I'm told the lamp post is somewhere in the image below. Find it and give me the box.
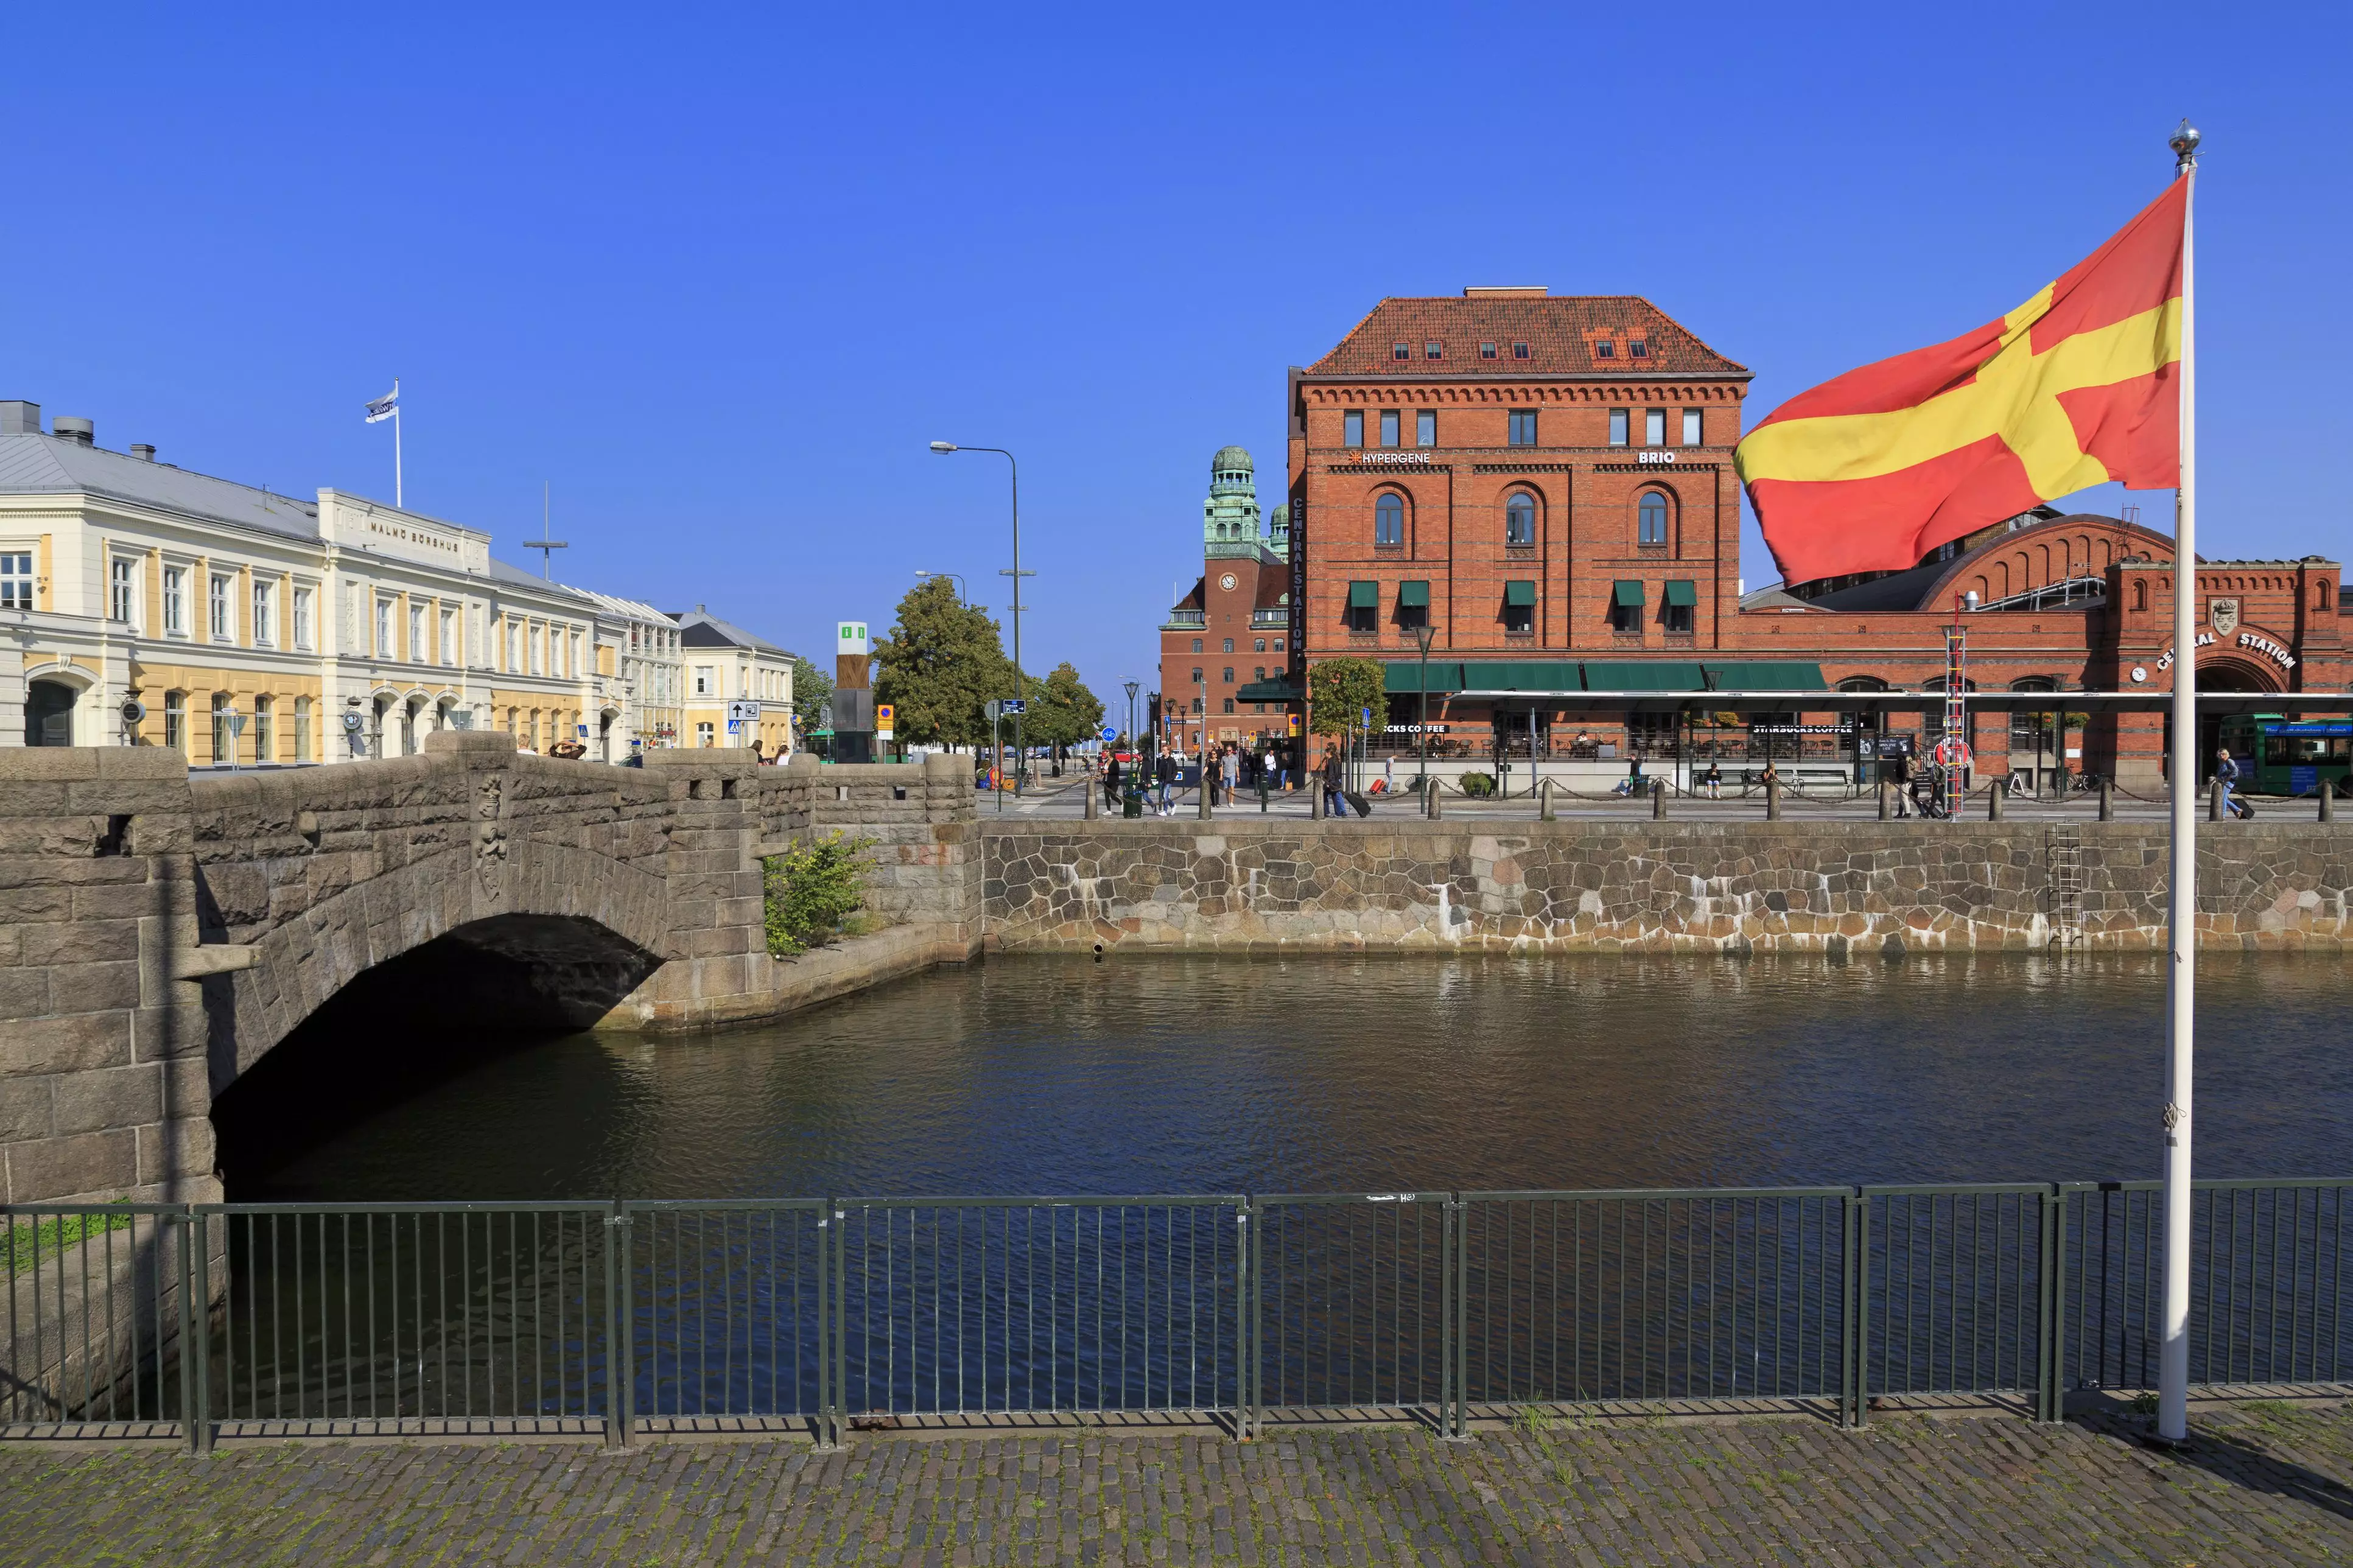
[1414,621,1436,798]
[929,443,1029,794]
[914,569,970,604]
[1123,680,1139,809]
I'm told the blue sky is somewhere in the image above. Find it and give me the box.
[5,4,2345,698]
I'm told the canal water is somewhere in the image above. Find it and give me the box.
[224,953,2353,1202]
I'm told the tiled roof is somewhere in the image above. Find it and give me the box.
[666,607,791,657]
[0,432,322,542]
[1306,295,1747,377]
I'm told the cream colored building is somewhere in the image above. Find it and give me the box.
[578,589,687,751]
[0,401,661,761]
[672,606,795,755]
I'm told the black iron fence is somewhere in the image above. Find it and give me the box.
[6,1180,2351,1451]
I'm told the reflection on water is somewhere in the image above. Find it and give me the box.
[228,953,2353,1202]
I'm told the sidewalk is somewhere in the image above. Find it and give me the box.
[5,1398,2351,1565]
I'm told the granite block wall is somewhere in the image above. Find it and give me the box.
[980,820,2353,954]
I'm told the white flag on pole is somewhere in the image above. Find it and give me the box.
[363,385,399,424]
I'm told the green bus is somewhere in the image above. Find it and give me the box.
[2217,715,2353,797]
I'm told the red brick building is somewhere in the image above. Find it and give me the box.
[1157,446,1291,754]
[1267,287,2348,786]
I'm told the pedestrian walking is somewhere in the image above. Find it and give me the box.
[1157,749,1176,814]
[1321,744,1348,817]
[1221,745,1240,807]
[2217,747,2253,819]
[1887,749,1913,817]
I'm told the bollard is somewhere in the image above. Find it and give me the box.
[1084,774,1099,820]
[2098,777,2113,822]
[1651,779,1666,820]
[1260,775,1269,813]
[2324,785,2337,824]
[1538,779,1554,822]
[2209,778,2225,822]
[1198,772,1213,820]
[1427,780,1442,820]
[1765,778,1781,821]
[1988,778,2005,821]
[1311,780,1325,820]
[1878,780,1892,821]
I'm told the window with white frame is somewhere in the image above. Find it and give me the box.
[163,566,186,634]
[569,630,581,679]
[696,721,714,747]
[210,575,233,640]
[164,691,186,754]
[0,551,30,611]
[291,584,312,648]
[440,607,455,665]
[530,623,543,676]
[405,603,421,662]
[1681,408,1703,446]
[110,558,136,626]
[1645,408,1667,446]
[693,665,714,696]
[252,580,273,646]
[294,696,312,761]
[375,597,393,657]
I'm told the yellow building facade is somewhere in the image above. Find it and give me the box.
[0,402,790,762]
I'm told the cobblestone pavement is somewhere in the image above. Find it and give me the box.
[9,1402,2353,1566]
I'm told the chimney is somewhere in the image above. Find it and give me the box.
[1462,285,1547,297]
[52,416,94,447]
[130,444,156,462]
[0,401,38,436]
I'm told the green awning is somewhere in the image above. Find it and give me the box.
[1235,676,1305,703]
[1397,579,1430,608]
[1662,579,1698,607]
[1385,661,1464,695]
[1703,661,1829,691]
[1457,661,1583,693]
[1612,579,1646,607]
[1580,661,1710,691]
[1503,579,1537,607]
[1347,580,1380,609]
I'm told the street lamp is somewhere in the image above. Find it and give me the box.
[1123,680,1140,806]
[1414,621,1436,798]
[914,569,969,604]
[931,441,1031,794]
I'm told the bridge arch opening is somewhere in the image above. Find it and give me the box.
[209,912,661,1196]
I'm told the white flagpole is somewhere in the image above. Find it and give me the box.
[393,379,403,508]
[2158,118,2200,1447]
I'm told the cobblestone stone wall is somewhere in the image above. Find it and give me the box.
[981,820,2353,953]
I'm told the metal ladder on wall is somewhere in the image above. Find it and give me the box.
[2046,825,2085,945]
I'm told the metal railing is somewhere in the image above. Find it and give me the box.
[7,1179,2351,1451]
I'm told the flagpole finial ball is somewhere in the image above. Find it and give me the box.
[2170,119,2201,169]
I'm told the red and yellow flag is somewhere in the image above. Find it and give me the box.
[1736,180,2184,586]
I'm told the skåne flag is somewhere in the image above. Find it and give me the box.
[1736,180,2184,586]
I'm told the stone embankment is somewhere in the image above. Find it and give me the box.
[983,819,2353,953]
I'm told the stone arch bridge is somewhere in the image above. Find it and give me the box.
[0,735,978,1204]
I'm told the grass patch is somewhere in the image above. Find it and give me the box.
[4,1206,136,1276]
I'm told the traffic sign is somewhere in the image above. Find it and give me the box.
[727,699,759,723]
[875,702,894,737]
[1000,698,1026,715]
[1100,726,1117,743]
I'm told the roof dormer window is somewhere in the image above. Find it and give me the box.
[1512,342,1530,360]
[1425,340,1442,360]
[1480,342,1498,359]
[1593,340,1616,359]
[1392,341,1410,362]
[1629,339,1650,360]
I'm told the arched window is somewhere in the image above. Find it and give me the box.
[1374,493,1404,547]
[2131,579,2148,612]
[2321,579,2336,611]
[1504,493,1535,548]
[1638,492,1669,547]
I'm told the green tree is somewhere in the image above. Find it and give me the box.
[1308,656,1388,739]
[790,654,833,740]
[872,578,1019,747]
[1024,662,1106,751]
